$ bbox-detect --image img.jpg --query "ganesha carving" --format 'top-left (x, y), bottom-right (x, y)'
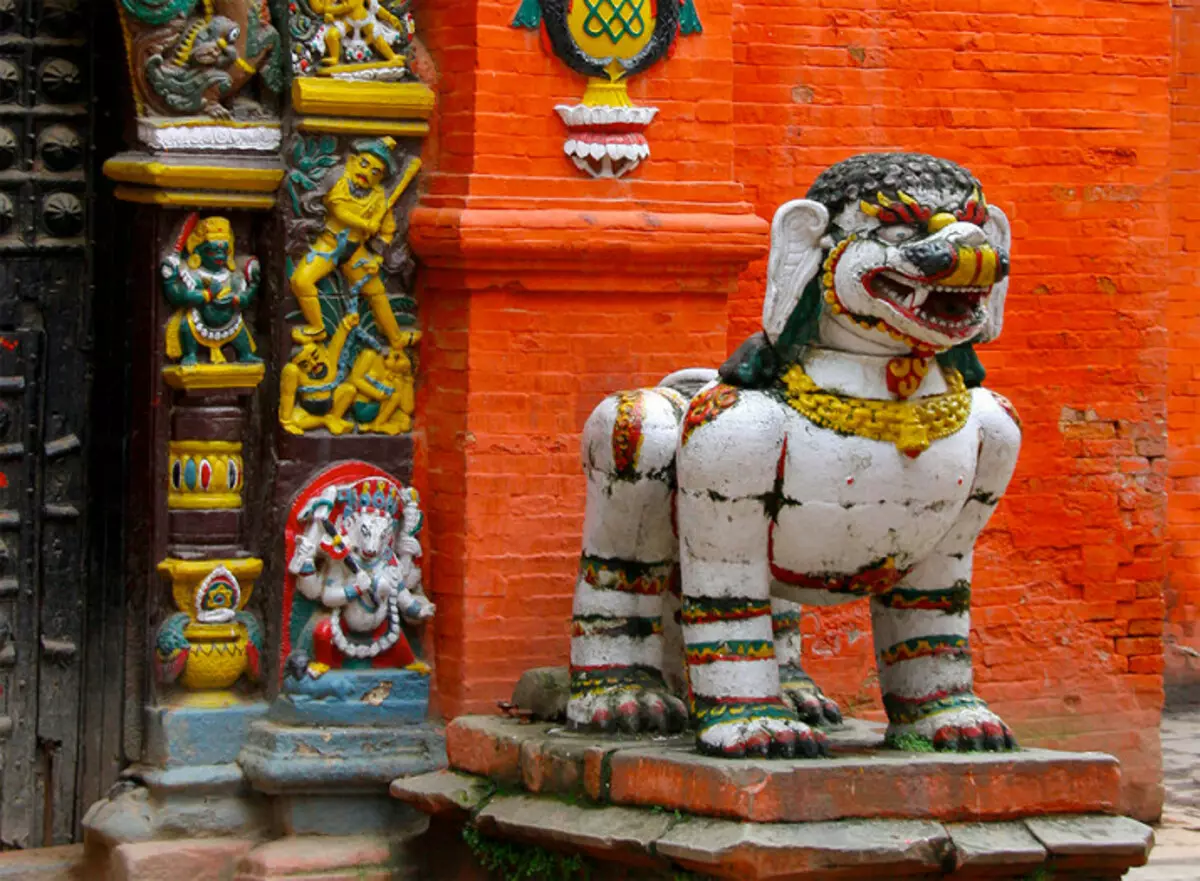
top-left (568, 153), bottom-right (1021, 757)
top-left (285, 468), bottom-right (433, 678)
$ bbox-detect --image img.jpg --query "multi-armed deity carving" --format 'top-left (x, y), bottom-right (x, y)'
top-left (115, 0), bottom-right (284, 148)
top-left (282, 463), bottom-right (433, 681)
top-left (161, 214), bottom-right (261, 369)
top-left (565, 153), bottom-right (1020, 757)
top-left (280, 135), bottom-right (422, 435)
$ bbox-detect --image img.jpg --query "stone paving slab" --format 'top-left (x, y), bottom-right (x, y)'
top-left (444, 715), bottom-right (1121, 823)
top-left (654, 816), bottom-right (950, 880)
top-left (389, 769), bottom-right (492, 819)
top-left (476, 794), bottom-right (675, 868)
top-left (944, 821), bottom-right (1047, 872)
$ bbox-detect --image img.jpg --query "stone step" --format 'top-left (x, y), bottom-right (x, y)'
top-left (442, 714), bottom-right (1122, 824)
top-left (390, 780), bottom-right (1154, 881)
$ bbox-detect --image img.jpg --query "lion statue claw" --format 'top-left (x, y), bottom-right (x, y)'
top-left (567, 153), bottom-right (1021, 758)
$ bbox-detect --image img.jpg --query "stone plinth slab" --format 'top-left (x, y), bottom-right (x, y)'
top-left (238, 719), bottom-right (444, 795)
top-left (114, 838), bottom-right (256, 881)
top-left (271, 670), bottom-right (431, 727)
top-left (143, 702), bottom-right (268, 767)
top-left (442, 715), bottom-right (1120, 823)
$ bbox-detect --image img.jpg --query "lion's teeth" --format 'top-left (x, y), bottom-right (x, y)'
top-left (913, 285), bottom-right (931, 308)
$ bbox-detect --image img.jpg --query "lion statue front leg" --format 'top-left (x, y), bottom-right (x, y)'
top-left (676, 389), bottom-right (826, 757)
top-left (871, 389), bottom-right (1021, 750)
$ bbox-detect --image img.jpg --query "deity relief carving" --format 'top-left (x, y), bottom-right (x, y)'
top-left (565, 153), bottom-right (1021, 757)
top-left (116, 0), bottom-right (283, 149)
top-left (280, 135), bottom-right (421, 436)
top-left (289, 0), bottom-right (415, 80)
top-left (281, 462), bottom-right (432, 682)
top-left (161, 213), bottom-right (261, 368)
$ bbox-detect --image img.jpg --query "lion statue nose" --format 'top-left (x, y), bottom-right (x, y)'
top-left (901, 239), bottom-right (958, 277)
top-left (901, 234), bottom-right (1010, 287)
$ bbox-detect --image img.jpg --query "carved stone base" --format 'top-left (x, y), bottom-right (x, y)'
top-left (143, 701), bottom-right (268, 767)
top-left (239, 716), bottom-right (444, 795)
top-left (271, 668), bottom-right (432, 727)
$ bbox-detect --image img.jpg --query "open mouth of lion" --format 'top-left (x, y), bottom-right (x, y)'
top-left (864, 269), bottom-right (989, 339)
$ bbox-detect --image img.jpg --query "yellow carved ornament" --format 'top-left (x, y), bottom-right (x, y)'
top-left (779, 364), bottom-right (972, 457)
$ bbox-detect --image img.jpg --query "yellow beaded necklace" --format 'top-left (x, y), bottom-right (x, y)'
top-left (778, 363), bottom-right (972, 458)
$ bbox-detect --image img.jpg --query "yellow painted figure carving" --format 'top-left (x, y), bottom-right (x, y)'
top-left (326, 330), bottom-right (421, 435)
top-left (311, 0), bottom-right (405, 67)
top-left (288, 136), bottom-right (419, 350)
top-left (279, 313), bottom-right (360, 434)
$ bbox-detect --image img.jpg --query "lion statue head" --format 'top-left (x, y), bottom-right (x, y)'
top-left (724, 152), bottom-right (1012, 388)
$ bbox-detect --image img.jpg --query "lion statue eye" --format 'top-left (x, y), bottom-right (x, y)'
top-left (876, 225), bottom-right (920, 245)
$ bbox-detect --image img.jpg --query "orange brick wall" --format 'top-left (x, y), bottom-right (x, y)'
top-left (727, 0), bottom-right (1171, 819)
top-left (412, 0), bottom-right (1175, 822)
top-left (1168, 0), bottom-right (1200, 699)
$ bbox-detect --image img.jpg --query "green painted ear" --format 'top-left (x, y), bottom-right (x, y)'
top-left (937, 343), bottom-right (986, 388)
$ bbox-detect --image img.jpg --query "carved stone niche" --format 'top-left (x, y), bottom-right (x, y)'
top-left (239, 460), bottom-right (442, 801)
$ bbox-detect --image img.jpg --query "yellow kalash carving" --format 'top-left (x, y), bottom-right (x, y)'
top-left (168, 440), bottom-right (243, 509)
top-left (156, 558), bottom-right (264, 704)
top-left (779, 364), bottom-right (971, 458)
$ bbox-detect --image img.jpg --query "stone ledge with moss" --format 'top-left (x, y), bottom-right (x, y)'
top-left (390, 715), bottom-right (1154, 880)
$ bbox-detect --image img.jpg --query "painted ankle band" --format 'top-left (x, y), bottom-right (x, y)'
top-left (571, 614), bottom-right (662, 639)
top-left (768, 540), bottom-right (911, 597)
top-left (874, 582), bottom-right (971, 613)
top-left (681, 595), bottom-right (771, 625)
top-left (771, 609), bottom-right (801, 634)
top-left (681, 383), bottom-right (739, 446)
top-left (883, 687), bottom-right (984, 725)
top-left (879, 634), bottom-right (970, 665)
top-left (692, 695), bottom-right (794, 728)
top-left (685, 639), bottom-right (775, 664)
top-left (580, 554), bottom-right (678, 595)
top-left (570, 663), bottom-right (664, 697)
top-left (611, 391), bottom-right (646, 477)
top-left (779, 665), bottom-right (819, 692)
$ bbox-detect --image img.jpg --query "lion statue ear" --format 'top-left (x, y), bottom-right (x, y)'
top-left (762, 199), bottom-right (830, 343)
top-left (977, 204), bottom-right (1011, 343)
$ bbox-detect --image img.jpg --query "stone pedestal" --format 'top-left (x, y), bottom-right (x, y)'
top-left (391, 716), bottom-right (1156, 880)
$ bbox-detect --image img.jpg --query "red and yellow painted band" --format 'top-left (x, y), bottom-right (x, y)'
top-left (769, 522), bottom-right (910, 596)
top-left (611, 392), bottom-right (646, 476)
top-left (580, 555), bottom-right (677, 596)
top-left (681, 383), bottom-right (739, 447)
top-left (685, 639), bottom-right (775, 665)
top-left (879, 635), bottom-right (969, 666)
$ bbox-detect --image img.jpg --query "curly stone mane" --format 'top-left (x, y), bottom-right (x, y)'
top-left (806, 152), bottom-right (981, 220)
